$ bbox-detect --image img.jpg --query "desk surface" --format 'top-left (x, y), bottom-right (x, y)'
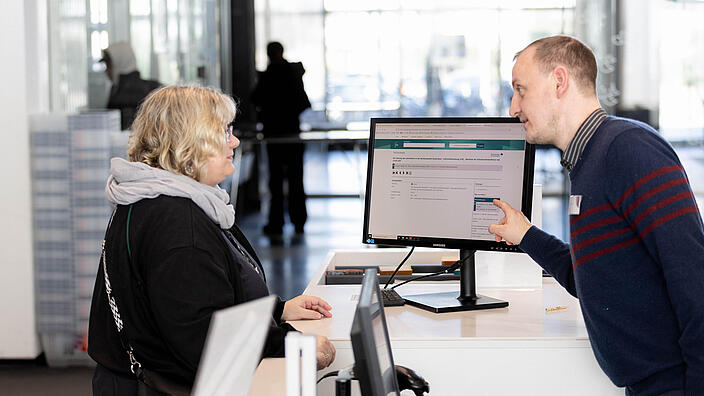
top-left (250, 251), bottom-right (620, 395)
top-left (290, 275), bottom-right (587, 342)
top-left (249, 358), bottom-right (285, 396)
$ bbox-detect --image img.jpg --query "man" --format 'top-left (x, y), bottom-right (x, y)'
top-left (252, 42), bottom-right (311, 235)
top-left (101, 42), bottom-right (161, 130)
top-left (489, 35), bottom-right (704, 395)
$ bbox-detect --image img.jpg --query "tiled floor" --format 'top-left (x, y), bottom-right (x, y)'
top-left (237, 197), bottom-right (366, 300)
top-left (1, 143), bottom-right (702, 395)
top-left (0, 365), bottom-right (94, 396)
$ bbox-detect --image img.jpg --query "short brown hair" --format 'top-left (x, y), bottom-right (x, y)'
top-left (516, 35), bottom-right (597, 94)
top-left (127, 85), bottom-right (237, 182)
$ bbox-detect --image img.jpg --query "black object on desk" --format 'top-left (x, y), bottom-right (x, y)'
top-left (411, 264), bottom-right (449, 273)
top-left (325, 272), bottom-right (459, 285)
top-left (332, 365), bottom-right (429, 396)
top-left (351, 269), bottom-right (429, 395)
top-left (380, 288), bottom-right (405, 307)
top-left (396, 365), bottom-right (430, 396)
top-left (334, 264), bottom-right (446, 273)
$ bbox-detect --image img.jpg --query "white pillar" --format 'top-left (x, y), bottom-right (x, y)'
top-left (0, 0), bottom-right (41, 358)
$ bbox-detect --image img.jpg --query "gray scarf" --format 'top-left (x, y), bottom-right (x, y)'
top-left (105, 158), bottom-right (235, 229)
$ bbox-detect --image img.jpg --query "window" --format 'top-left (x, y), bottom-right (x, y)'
top-left (658, 0), bottom-right (704, 143)
top-left (255, 1), bottom-right (576, 128)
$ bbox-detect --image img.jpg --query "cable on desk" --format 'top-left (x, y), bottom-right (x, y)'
top-left (317, 370), bottom-right (339, 383)
top-left (390, 256), bottom-right (466, 290)
top-left (384, 246), bottom-right (415, 289)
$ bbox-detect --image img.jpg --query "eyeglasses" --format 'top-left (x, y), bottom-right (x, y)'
top-left (224, 125), bottom-right (234, 144)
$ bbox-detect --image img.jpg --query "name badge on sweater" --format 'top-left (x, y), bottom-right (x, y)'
top-left (569, 195), bottom-right (582, 215)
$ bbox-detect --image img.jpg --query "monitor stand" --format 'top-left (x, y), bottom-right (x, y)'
top-left (403, 249), bottom-right (509, 313)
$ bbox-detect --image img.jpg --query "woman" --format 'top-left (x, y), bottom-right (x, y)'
top-left (88, 85), bottom-right (335, 394)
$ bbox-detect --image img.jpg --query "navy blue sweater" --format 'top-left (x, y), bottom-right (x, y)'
top-left (520, 117), bottom-right (704, 395)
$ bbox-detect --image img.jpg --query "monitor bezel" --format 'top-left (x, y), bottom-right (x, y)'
top-left (350, 268), bottom-right (401, 396)
top-left (362, 117), bottom-right (535, 252)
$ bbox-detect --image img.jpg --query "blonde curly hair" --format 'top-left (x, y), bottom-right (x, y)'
top-left (127, 85), bottom-right (237, 182)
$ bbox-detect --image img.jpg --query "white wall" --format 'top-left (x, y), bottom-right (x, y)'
top-left (0, 1), bottom-right (40, 358)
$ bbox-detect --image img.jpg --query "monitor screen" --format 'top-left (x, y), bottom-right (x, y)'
top-left (351, 269), bottom-right (400, 396)
top-left (363, 117), bottom-right (535, 251)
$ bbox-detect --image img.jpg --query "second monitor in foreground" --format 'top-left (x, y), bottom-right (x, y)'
top-left (362, 117), bottom-right (535, 313)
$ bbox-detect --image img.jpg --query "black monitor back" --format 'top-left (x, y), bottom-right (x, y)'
top-left (350, 268), bottom-right (401, 396)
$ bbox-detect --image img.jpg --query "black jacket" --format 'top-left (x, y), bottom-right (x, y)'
top-left (251, 60), bottom-right (311, 136)
top-left (107, 71), bottom-right (161, 130)
top-left (88, 195), bottom-right (293, 386)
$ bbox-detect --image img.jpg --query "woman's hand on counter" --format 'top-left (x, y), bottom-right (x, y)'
top-left (282, 295), bottom-right (333, 321)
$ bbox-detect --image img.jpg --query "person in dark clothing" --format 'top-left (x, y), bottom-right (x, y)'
top-left (252, 42), bottom-right (311, 235)
top-left (101, 42), bottom-right (161, 130)
top-left (88, 85), bottom-right (335, 395)
top-left (489, 36), bottom-right (704, 395)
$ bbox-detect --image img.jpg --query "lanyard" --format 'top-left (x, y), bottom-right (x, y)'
top-left (223, 230), bottom-right (263, 277)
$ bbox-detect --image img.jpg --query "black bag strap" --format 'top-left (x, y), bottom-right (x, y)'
top-left (102, 204), bottom-right (190, 396)
top-left (101, 205), bottom-right (145, 378)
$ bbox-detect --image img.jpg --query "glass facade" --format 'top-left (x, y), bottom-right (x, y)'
top-left (255, 1), bottom-right (575, 128)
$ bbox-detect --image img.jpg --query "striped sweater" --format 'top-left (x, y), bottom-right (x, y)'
top-left (520, 117), bottom-right (704, 395)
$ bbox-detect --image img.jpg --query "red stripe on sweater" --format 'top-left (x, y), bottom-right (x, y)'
top-left (573, 237), bottom-right (639, 269)
top-left (570, 173), bottom-right (688, 232)
top-left (571, 202), bottom-right (698, 268)
top-left (624, 178), bottom-right (688, 218)
top-left (640, 206), bottom-right (699, 238)
top-left (572, 215), bottom-right (623, 238)
top-left (570, 203), bottom-right (612, 226)
top-left (572, 227), bottom-right (631, 253)
top-left (615, 165), bottom-right (682, 208)
top-left (632, 191), bottom-right (694, 226)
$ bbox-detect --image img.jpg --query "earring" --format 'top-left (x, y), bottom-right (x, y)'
top-left (185, 165), bottom-right (194, 174)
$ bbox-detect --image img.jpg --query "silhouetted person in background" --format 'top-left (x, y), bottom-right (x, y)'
top-left (252, 42), bottom-right (311, 235)
top-left (101, 42), bottom-right (161, 130)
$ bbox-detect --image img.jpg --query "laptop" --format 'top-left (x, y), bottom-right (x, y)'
top-left (192, 295), bottom-right (276, 396)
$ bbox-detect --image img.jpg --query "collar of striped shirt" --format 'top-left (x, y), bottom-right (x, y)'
top-left (560, 108), bottom-right (608, 171)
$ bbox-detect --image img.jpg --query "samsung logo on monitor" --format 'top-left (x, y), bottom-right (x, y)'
top-left (432, 243), bottom-right (445, 247)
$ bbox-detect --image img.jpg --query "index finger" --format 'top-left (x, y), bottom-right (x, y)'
top-left (492, 199), bottom-right (513, 213)
top-left (487, 222), bottom-right (502, 236)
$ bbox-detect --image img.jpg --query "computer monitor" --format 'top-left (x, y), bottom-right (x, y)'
top-left (363, 117), bottom-right (535, 313)
top-left (350, 268), bottom-right (401, 396)
top-left (192, 295), bottom-right (276, 396)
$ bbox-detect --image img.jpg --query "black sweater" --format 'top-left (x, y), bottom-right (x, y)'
top-left (88, 195), bottom-right (293, 386)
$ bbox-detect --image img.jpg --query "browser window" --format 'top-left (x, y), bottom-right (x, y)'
top-left (367, 122), bottom-right (527, 241)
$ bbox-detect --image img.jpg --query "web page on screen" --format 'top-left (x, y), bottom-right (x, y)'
top-left (367, 122), bottom-right (527, 241)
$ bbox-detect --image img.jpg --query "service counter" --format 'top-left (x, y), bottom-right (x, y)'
top-left (250, 249), bottom-right (622, 395)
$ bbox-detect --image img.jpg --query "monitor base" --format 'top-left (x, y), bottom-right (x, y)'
top-left (403, 291), bottom-right (508, 313)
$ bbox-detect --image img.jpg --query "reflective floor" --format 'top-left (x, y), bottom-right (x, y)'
top-left (238, 196), bottom-right (366, 300)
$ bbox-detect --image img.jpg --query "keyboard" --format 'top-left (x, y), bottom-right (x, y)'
top-left (380, 288), bottom-right (405, 307)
